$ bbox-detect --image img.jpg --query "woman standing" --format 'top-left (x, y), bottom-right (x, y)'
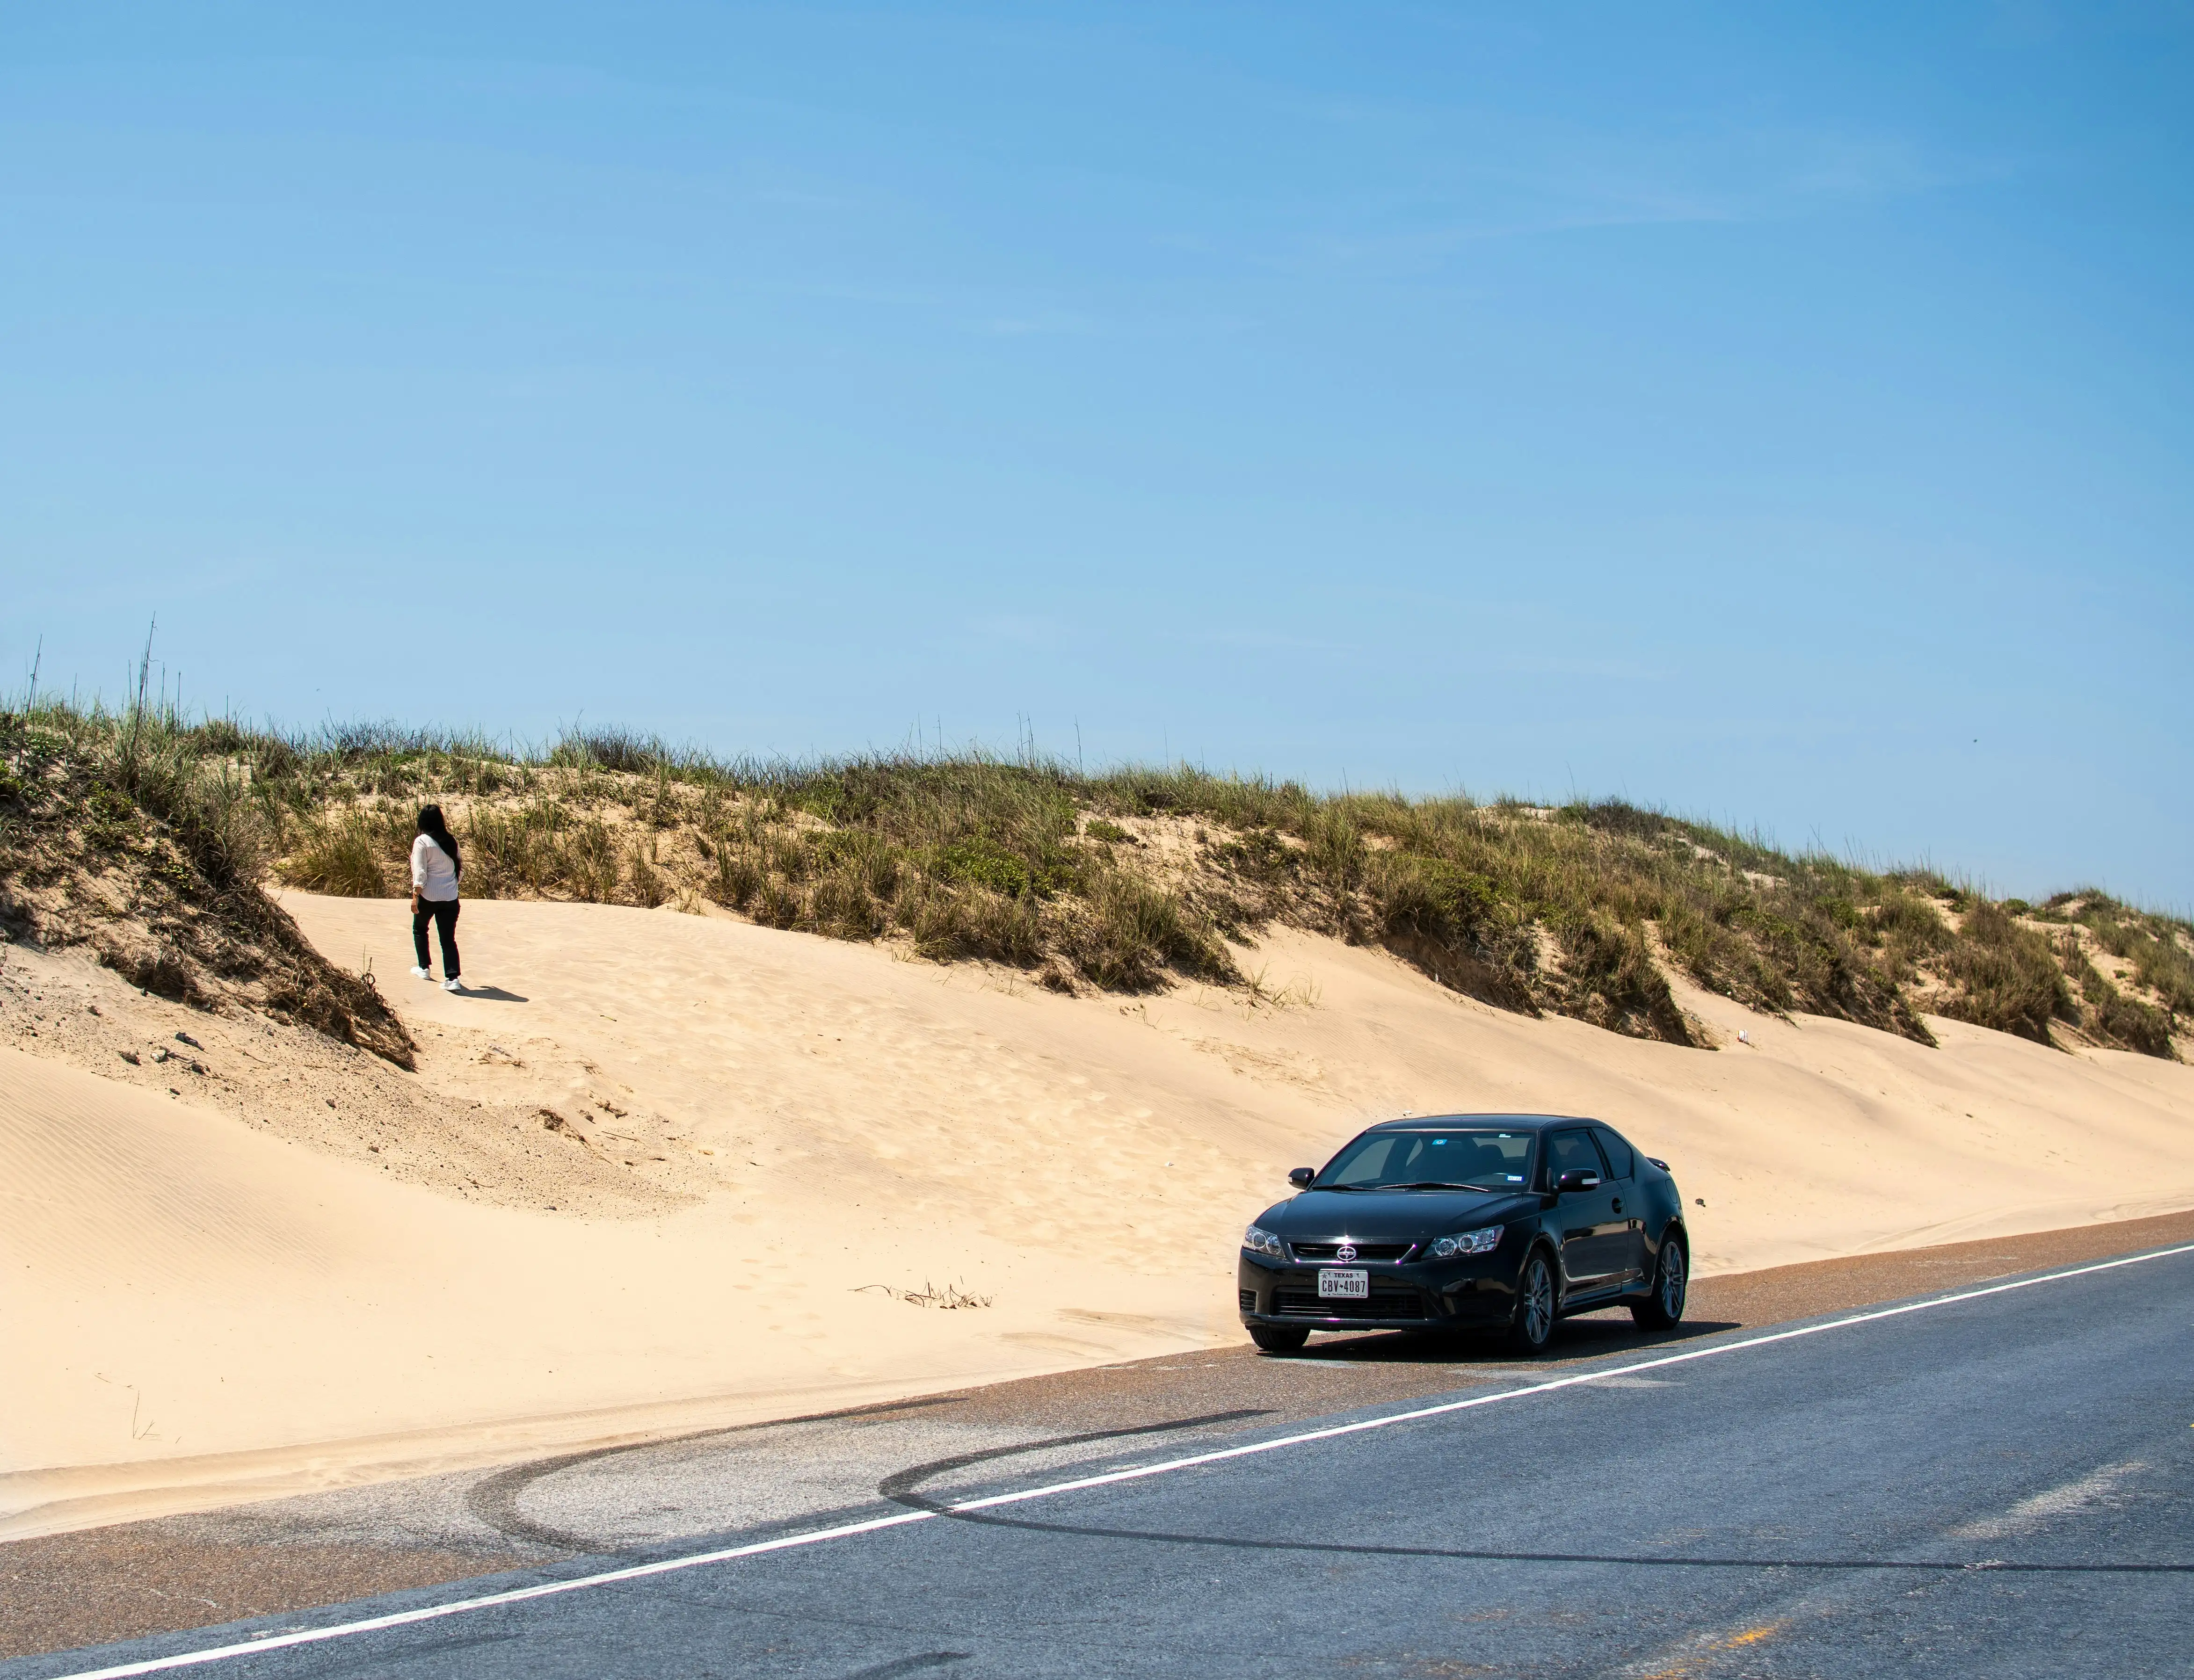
top-left (409, 804), bottom-right (465, 992)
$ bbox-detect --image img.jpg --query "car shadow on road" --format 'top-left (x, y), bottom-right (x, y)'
top-left (1279, 1314), bottom-right (1743, 1367)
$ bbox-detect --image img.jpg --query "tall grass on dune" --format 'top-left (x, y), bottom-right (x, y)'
top-left (283, 812), bottom-right (392, 898)
top-left (0, 695), bottom-right (415, 1064)
top-left (2, 693), bottom-right (2186, 1058)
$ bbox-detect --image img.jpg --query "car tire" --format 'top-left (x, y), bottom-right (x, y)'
top-left (1630, 1230), bottom-right (1688, 1330)
top-left (1506, 1247), bottom-right (1557, 1355)
top-left (1249, 1324), bottom-right (1310, 1354)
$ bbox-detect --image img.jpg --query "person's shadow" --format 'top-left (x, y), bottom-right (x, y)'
top-left (456, 985), bottom-right (528, 1002)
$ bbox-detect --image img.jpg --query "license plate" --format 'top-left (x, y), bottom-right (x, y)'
top-left (1317, 1268), bottom-right (1368, 1299)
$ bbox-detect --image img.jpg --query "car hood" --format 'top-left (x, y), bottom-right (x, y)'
top-left (1257, 1187), bottom-right (1538, 1243)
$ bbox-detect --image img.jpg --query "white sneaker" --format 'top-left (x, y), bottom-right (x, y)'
top-left (412, 966), bottom-right (432, 980)
top-left (443, 977), bottom-right (464, 992)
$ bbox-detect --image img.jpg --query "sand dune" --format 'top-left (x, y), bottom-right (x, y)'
top-left (6, 892), bottom-right (2193, 1538)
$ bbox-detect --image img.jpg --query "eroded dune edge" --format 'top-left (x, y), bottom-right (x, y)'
top-left (6, 893), bottom-right (2193, 1540)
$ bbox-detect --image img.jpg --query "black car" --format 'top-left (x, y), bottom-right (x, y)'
top-left (1237, 1114), bottom-right (1688, 1354)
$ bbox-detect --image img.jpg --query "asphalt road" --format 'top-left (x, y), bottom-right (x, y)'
top-left (12, 1241), bottom-right (2190, 1680)
top-left (15, 1208), bottom-right (2194, 1666)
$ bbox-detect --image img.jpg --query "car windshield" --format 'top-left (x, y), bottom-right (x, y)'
top-left (1315, 1130), bottom-right (1537, 1191)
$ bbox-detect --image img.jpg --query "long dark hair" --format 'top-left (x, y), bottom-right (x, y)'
top-left (417, 804), bottom-right (462, 877)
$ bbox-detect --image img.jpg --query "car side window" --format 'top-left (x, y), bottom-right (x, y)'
top-left (1592, 1127), bottom-right (1635, 1180)
top-left (1546, 1130), bottom-right (1607, 1185)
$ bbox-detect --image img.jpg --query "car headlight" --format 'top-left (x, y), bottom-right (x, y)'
top-left (1242, 1224), bottom-right (1286, 1258)
top-left (1430, 1225), bottom-right (1503, 1259)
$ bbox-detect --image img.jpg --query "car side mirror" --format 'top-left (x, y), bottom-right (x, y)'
top-left (1554, 1169), bottom-right (1601, 1193)
top-left (1288, 1167), bottom-right (1316, 1188)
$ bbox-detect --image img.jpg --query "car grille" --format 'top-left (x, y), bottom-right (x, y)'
top-left (1239, 1289), bottom-right (1256, 1311)
top-left (1272, 1285), bottom-right (1429, 1321)
top-left (1291, 1242), bottom-right (1416, 1261)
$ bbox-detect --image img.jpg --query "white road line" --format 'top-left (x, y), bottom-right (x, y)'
top-left (959, 1238), bottom-right (2194, 1512)
top-left (44, 1240), bottom-right (2194, 1680)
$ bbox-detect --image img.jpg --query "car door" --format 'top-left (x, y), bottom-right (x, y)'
top-left (1544, 1129), bottom-right (1624, 1291)
top-left (1591, 1125), bottom-right (1648, 1283)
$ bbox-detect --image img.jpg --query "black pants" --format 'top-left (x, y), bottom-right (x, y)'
top-left (413, 898), bottom-right (460, 978)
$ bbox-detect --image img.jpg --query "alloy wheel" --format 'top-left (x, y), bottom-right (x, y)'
top-left (1524, 1255), bottom-right (1554, 1343)
top-left (1660, 1241), bottom-right (1687, 1320)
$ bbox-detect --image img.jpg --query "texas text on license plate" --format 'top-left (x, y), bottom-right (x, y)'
top-left (1317, 1268), bottom-right (1369, 1299)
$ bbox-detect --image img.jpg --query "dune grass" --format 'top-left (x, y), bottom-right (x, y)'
top-left (3, 697), bottom-right (2185, 1057)
top-left (0, 696), bottom-right (416, 1064)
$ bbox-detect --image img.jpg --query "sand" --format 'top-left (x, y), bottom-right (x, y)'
top-left (6, 893), bottom-right (2193, 1539)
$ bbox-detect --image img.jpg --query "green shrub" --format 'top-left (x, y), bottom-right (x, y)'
top-left (1068, 867), bottom-right (1231, 990)
top-left (1935, 902), bottom-right (2075, 1044)
top-left (1553, 912), bottom-right (1696, 1043)
top-left (191, 717), bottom-right (251, 755)
top-left (809, 865), bottom-right (885, 937)
top-left (2085, 979), bottom-right (2176, 1057)
top-left (465, 803), bottom-right (567, 898)
top-left (553, 726), bottom-right (660, 774)
top-left (82, 783), bottom-right (139, 851)
top-left (753, 876), bottom-right (802, 929)
top-left (711, 844), bottom-right (763, 909)
top-left (2060, 930), bottom-right (2105, 991)
top-left (2130, 934), bottom-right (2194, 1016)
top-left (1302, 805), bottom-right (1364, 893)
top-left (1867, 891), bottom-right (1951, 954)
top-left (1368, 853), bottom-right (1497, 943)
top-left (564, 820), bottom-right (620, 903)
top-left (933, 835), bottom-right (1035, 898)
top-left (283, 814), bottom-right (389, 897)
top-left (626, 837), bottom-right (667, 908)
top-left (767, 830), bottom-right (811, 884)
top-left (901, 881), bottom-right (1043, 965)
top-left (1815, 896), bottom-right (1862, 931)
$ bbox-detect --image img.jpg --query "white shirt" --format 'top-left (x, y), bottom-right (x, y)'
top-left (411, 834), bottom-right (460, 901)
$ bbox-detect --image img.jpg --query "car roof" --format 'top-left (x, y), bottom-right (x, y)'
top-left (1361, 1113), bottom-right (1600, 1133)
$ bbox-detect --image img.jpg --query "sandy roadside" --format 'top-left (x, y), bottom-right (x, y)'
top-left (6, 893), bottom-right (2193, 1540)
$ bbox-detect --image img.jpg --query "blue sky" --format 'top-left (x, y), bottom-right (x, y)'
top-left (4, 3), bottom-right (2190, 904)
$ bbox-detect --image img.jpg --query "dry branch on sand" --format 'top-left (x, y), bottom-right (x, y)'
top-left (854, 1279), bottom-right (995, 1310)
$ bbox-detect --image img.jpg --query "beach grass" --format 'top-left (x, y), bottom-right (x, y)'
top-left (3, 695), bottom-right (2185, 1057)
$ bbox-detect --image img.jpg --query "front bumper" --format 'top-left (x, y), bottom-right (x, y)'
top-left (1237, 1251), bottom-right (1520, 1332)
